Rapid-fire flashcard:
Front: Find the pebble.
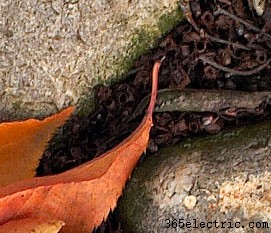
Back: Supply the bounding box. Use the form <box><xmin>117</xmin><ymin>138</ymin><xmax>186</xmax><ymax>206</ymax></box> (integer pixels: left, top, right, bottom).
<box><xmin>183</xmin><ymin>195</ymin><xmax>197</xmax><ymax>209</ymax></box>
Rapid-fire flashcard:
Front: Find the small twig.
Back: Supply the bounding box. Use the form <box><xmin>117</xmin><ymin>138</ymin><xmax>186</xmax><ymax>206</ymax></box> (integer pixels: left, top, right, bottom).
<box><xmin>216</xmin><ymin>0</ymin><xmax>232</xmax><ymax>5</ymax></box>
<box><xmin>204</xmin><ymin>33</ymin><xmax>251</xmax><ymax>51</ymax></box>
<box><xmin>198</xmin><ymin>55</ymin><xmax>271</xmax><ymax>77</ymax></box>
<box><xmin>213</xmin><ymin>7</ymin><xmax>271</xmax><ymax>40</ymax></box>
<box><xmin>213</xmin><ymin>7</ymin><xmax>260</xmax><ymax>31</ymax></box>
<box><xmin>179</xmin><ymin>1</ymin><xmax>200</xmax><ymax>31</ymax></box>
<box><xmin>147</xmin><ymin>57</ymin><xmax>164</xmax><ymax>116</ymax></box>
<box><xmin>125</xmin><ymin>57</ymin><xmax>165</xmax><ymax>123</ymax></box>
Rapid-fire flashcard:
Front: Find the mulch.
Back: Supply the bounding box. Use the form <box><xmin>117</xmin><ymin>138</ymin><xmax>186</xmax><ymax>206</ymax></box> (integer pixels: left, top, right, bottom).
<box><xmin>36</xmin><ymin>0</ymin><xmax>271</xmax><ymax>232</ymax></box>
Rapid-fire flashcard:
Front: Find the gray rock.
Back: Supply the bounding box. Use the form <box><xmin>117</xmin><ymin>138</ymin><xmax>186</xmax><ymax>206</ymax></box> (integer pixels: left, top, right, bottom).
<box><xmin>118</xmin><ymin>121</ymin><xmax>271</xmax><ymax>233</ymax></box>
<box><xmin>0</xmin><ymin>0</ymin><xmax>183</xmax><ymax>120</ymax></box>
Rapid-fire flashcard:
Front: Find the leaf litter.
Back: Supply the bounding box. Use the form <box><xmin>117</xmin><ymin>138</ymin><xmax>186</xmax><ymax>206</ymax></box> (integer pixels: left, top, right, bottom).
<box><xmin>35</xmin><ymin>0</ymin><xmax>271</xmax><ymax>232</ymax></box>
<box><xmin>0</xmin><ymin>61</ymin><xmax>161</xmax><ymax>233</ymax></box>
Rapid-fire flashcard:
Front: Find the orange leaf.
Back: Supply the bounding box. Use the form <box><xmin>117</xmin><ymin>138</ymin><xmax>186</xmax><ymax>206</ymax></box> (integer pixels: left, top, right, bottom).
<box><xmin>0</xmin><ymin>107</ymin><xmax>74</xmax><ymax>187</ymax></box>
<box><xmin>0</xmin><ymin>218</ymin><xmax>64</xmax><ymax>233</ymax></box>
<box><xmin>0</xmin><ymin>60</ymin><xmax>162</xmax><ymax>232</ymax></box>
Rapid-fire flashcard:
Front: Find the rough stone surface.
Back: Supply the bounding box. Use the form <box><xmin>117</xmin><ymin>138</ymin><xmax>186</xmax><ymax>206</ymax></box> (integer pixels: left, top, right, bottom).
<box><xmin>118</xmin><ymin>121</ymin><xmax>271</xmax><ymax>233</ymax></box>
<box><xmin>0</xmin><ymin>0</ymin><xmax>182</xmax><ymax>121</ymax></box>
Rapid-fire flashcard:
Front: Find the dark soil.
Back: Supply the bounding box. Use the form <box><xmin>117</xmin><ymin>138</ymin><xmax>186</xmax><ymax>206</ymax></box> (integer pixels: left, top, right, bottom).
<box><xmin>36</xmin><ymin>0</ymin><xmax>271</xmax><ymax>232</ymax></box>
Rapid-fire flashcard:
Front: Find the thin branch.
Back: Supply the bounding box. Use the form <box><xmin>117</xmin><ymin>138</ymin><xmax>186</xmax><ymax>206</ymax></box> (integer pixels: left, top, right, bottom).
<box><xmin>213</xmin><ymin>7</ymin><xmax>271</xmax><ymax>40</ymax></box>
<box><xmin>205</xmin><ymin>33</ymin><xmax>251</xmax><ymax>51</ymax></box>
<box><xmin>217</xmin><ymin>0</ymin><xmax>232</xmax><ymax>5</ymax></box>
<box><xmin>179</xmin><ymin>1</ymin><xmax>200</xmax><ymax>31</ymax></box>
<box><xmin>147</xmin><ymin>58</ymin><xmax>164</xmax><ymax>116</ymax></box>
<box><xmin>198</xmin><ymin>55</ymin><xmax>271</xmax><ymax>77</ymax></box>
<box><xmin>213</xmin><ymin>7</ymin><xmax>260</xmax><ymax>31</ymax></box>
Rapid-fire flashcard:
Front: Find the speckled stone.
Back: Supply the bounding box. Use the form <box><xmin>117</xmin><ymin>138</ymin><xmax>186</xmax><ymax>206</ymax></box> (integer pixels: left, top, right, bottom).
<box><xmin>0</xmin><ymin>0</ymin><xmax>182</xmax><ymax>120</ymax></box>
<box><xmin>118</xmin><ymin>121</ymin><xmax>271</xmax><ymax>233</ymax></box>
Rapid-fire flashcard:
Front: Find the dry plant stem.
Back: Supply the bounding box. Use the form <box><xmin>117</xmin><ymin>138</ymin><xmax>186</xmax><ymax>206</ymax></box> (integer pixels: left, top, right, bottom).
<box><xmin>104</xmin><ymin>58</ymin><xmax>163</xmax><ymax>150</ymax></box>
<box><xmin>180</xmin><ymin>1</ymin><xmax>200</xmax><ymax>31</ymax></box>
<box><xmin>198</xmin><ymin>55</ymin><xmax>271</xmax><ymax>77</ymax></box>
<box><xmin>213</xmin><ymin>7</ymin><xmax>260</xmax><ymax>31</ymax></box>
<box><xmin>213</xmin><ymin>7</ymin><xmax>271</xmax><ymax>40</ymax></box>
<box><xmin>147</xmin><ymin>58</ymin><xmax>164</xmax><ymax>116</ymax></box>
<box><xmin>217</xmin><ymin>0</ymin><xmax>232</xmax><ymax>5</ymax></box>
<box><xmin>186</xmin><ymin>13</ymin><xmax>200</xmax><ymax>32</ymax></box>
<box><xmin>206</xmin><ymin>34</ymin><xmax>251</xmax><ymax>51</ymax></box>
<box><xmin>126</xmin><ymin>58</ymin><xmax>164</xmax><ymax>123</ymax></box>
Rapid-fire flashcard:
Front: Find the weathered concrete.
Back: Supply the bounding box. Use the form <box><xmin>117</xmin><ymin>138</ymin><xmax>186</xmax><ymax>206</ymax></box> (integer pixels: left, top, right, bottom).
<box><xmin>0</xmin><ymin>0</ymin><xmax>183</xmax><ymax>121</ymax></box>
<box><xmin>118</xmin><ymin>121</ymin><xmax>271</xmax><ymax>233</ymax></box>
